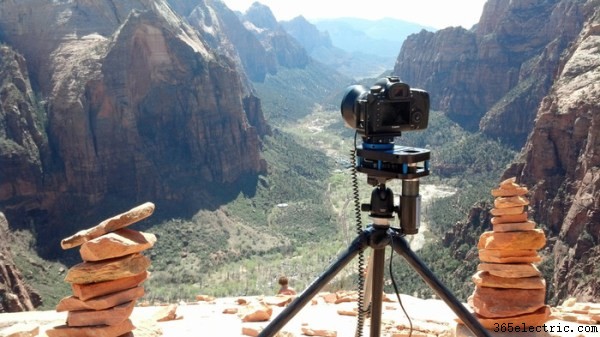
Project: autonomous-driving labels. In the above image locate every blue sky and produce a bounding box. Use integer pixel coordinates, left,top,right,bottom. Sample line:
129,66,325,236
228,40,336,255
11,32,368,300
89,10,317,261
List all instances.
221,0,487,29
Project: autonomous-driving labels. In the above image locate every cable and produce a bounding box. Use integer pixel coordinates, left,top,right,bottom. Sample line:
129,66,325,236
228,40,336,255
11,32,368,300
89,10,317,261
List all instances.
389,231,413,337
351,131,367,337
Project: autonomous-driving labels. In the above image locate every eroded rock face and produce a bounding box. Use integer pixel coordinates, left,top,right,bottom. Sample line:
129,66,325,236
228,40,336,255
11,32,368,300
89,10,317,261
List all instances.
184,0,278,83
179,0,310,83
393,0,586,147
242,2,310,70
506,3,600,303
0,45,47,212
0,0,269,234
0,213,42,312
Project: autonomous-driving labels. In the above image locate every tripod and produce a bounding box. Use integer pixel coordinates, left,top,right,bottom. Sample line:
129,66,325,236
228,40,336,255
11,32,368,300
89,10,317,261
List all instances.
257,182,491,337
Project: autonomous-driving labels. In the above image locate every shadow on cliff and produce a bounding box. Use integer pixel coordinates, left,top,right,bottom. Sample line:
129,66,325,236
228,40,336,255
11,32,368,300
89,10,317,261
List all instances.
5,173,260,265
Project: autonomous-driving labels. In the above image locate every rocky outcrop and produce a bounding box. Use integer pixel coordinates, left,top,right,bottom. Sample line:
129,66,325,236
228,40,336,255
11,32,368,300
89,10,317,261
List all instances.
0,0,269,242
241,2,310,70
179,1,309,83
393,0,586,147
505,2,600,303
0,45,48,211
0,212,42,312
184,0,278,82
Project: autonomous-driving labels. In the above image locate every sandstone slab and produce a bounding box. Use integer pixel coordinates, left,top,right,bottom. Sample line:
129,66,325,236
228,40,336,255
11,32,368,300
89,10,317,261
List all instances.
337,308,358,316
469,286,545,318
196,294,216,302
72,271,148,301
67,300,135,327
153,304,180,322
65,253,151,284
478,249,537,258
242,326,262,337
321,292,337,304
478,249,541,263
492,221,537,233
477,229,546,250
240,303,273,322
223,307,238,314
491,187,528,197
494,196,529,209
490,206,525,216
478,263,541,278
491,178,529,197
301,326,337,337
491,212,528,224
499,177,517,188
61,202,155,249
57,286,144,312
80,229,157,261
466,305,551,329
46,318,134,337
471,271,545,289
262,295,292,307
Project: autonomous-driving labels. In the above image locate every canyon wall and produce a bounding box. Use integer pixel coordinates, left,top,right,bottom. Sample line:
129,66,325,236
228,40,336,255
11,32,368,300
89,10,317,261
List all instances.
0,0,268,250
393,0,586,147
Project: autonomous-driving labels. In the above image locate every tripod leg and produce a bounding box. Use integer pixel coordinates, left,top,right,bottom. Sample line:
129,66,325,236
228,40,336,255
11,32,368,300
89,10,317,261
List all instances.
362,252,374,314
389,232,492,337
257,229,371,337
369,247,386,337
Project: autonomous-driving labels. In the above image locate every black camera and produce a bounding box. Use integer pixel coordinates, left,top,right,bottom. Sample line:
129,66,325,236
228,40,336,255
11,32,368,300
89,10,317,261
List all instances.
340,76,429,140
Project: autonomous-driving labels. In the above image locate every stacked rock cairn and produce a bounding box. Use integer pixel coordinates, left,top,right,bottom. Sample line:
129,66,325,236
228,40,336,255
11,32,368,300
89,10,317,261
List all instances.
47,202,157,337
469,177,551,328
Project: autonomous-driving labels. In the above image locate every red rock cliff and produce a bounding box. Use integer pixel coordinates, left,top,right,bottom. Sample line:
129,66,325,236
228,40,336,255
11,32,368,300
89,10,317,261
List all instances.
0,212,42,312
504,2,600,302
393,0,586,147
0,0,268,232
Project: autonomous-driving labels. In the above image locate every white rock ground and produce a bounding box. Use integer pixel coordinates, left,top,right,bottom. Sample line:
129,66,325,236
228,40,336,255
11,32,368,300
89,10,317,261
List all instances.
0,294,597,337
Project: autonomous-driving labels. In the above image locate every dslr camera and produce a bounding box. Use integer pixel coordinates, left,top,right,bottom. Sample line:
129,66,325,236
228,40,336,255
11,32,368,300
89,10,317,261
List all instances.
340,76,429,141
340,76,431,234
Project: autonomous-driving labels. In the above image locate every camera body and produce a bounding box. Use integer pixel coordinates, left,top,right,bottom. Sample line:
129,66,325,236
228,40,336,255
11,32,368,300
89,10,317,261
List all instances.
341,76,429,140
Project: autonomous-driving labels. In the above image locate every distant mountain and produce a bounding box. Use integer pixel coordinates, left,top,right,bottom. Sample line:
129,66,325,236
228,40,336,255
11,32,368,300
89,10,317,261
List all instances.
282,16,432,79
312,17,434,57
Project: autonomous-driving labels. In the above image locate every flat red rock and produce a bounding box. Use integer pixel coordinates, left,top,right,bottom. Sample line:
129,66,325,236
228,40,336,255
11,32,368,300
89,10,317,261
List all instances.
65,253,151,284
477,230,546,250
492,221,536,233
61,202,155,249
80,229,156,262
46,318,134,337
471,271,545,289
67,300,135,327
491,212,529,224
469,286,545,318
479,249,541,263
71,271,148,301
57,286,144,312
494,196,529,209
477,263,542,278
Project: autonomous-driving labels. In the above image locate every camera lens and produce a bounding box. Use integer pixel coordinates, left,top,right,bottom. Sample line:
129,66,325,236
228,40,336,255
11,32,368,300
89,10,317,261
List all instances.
340,85,368,130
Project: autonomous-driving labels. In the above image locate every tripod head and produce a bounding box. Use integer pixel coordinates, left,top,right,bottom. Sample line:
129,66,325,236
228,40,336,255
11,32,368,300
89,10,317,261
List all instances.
356,142,430,235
